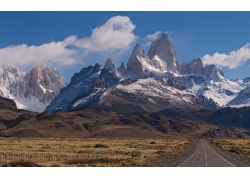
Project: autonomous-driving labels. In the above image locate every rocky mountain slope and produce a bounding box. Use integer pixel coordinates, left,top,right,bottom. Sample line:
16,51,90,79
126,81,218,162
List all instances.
0,63,65,112
1,104,249,138
44,32,250,113
0,96,17,109
44,62,212,113
0,105,220,138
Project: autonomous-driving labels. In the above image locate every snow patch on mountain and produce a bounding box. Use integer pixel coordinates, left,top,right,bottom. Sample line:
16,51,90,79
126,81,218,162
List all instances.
0,63,64,112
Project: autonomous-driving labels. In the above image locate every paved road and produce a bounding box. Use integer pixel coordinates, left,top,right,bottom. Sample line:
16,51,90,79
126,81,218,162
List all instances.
177,139,236,167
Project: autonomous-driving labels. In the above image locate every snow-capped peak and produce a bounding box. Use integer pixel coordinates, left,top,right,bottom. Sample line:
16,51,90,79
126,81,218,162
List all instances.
0,63,65,112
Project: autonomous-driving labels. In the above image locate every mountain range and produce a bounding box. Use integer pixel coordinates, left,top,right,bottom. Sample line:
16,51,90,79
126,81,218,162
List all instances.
1,31,250,139
43,33,250,113
0,33,250,114
0,62,65,112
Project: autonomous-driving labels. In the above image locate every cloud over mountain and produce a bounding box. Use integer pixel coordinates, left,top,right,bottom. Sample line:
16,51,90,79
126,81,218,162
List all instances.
0,16,137,67
145,31,162,46
202,43,250,69
0,39,81,66
74,16,138,52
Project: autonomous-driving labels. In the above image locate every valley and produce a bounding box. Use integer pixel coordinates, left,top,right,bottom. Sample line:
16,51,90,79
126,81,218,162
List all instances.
0,31,250,167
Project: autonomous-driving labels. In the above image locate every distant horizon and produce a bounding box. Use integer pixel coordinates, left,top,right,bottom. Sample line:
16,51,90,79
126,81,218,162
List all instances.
1,12,250,83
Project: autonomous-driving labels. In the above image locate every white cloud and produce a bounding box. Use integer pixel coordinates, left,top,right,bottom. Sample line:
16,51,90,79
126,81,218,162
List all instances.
145,31,162,46
0,39,81,66
0,16,137,67
75,16,138,52
202,43,250,69
146,31,162,41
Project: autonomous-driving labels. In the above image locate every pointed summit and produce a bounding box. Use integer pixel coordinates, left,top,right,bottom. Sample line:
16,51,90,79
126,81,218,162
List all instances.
127,44,144,79
180,58,225,81
104,58,118,76
133,43,141,55
120,62,125,68
117,62,129,78
160,32,170,40
27,62,65,104
28,62,44,89
148,32,180,74
180,58,204,76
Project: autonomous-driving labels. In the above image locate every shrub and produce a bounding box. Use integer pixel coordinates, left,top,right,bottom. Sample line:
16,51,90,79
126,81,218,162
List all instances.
94,144,109,148
229,146,244,154
77,150,85,153
150,141,156,144
1,160,41,167
154,150,165,154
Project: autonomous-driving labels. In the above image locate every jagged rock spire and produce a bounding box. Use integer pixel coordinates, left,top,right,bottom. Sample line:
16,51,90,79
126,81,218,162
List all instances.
104,58,118,76
148,33,180,73
127,44,144,79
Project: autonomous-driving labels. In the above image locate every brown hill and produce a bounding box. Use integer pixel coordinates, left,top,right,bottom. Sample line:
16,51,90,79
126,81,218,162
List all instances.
0,106,218,138
0,106,249,139
0,96,17,109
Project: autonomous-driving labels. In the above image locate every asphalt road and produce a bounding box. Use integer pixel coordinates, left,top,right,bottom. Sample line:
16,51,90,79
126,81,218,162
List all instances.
177,139,236,167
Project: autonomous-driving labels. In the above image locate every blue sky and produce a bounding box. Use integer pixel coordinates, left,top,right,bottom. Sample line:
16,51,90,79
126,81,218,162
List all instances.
1,11,250,83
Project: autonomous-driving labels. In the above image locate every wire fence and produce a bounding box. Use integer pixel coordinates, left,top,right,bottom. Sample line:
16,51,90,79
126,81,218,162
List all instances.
0,149,150,165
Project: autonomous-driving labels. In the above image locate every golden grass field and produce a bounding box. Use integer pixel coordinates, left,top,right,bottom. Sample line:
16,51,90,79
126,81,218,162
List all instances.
0,137,195,167
210,138,250,159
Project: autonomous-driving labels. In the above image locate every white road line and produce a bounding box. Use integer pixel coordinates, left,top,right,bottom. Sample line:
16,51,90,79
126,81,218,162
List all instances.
205,141,236,167
202,143,208,167
177,143,198,167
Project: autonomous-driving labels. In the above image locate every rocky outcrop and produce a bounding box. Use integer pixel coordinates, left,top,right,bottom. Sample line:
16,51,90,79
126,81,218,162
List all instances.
148,33,180,74
203,64,225,81
0,62,65,112
180,58,204,76
127,33,182,79
227,86,250,106
166,78,186,91
203,127,249,138
243,77,250,83
104,58,118,76
127,44,144,79
0,96,17,109
180,58,225,81
117,62,129,78
44,63,104,113
27,63,65,103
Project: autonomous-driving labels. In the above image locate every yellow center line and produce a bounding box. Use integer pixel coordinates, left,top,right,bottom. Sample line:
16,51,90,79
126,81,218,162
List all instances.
202,142,208,166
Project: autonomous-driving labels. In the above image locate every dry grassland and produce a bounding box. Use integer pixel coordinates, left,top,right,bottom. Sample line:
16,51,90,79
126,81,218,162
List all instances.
0,137,195,167
210,138,250,159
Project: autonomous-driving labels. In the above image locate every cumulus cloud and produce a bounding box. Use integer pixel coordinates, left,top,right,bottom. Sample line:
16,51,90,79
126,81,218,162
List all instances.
202,43,250,69
0,16,137,67
75,16,138,52
146,31,162,41
0,39,81,66
145,31,162,46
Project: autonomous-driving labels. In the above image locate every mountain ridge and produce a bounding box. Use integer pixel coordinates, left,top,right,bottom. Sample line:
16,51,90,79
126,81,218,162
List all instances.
44,33,250,114
0,62,65,112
